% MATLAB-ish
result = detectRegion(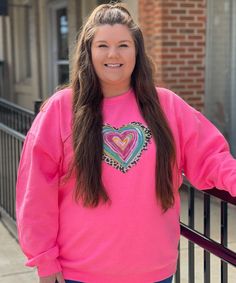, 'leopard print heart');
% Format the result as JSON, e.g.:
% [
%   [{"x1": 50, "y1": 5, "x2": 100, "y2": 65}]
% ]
[{"x1": 102, "y1": 122, "x2": 152, "y2": 173}]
